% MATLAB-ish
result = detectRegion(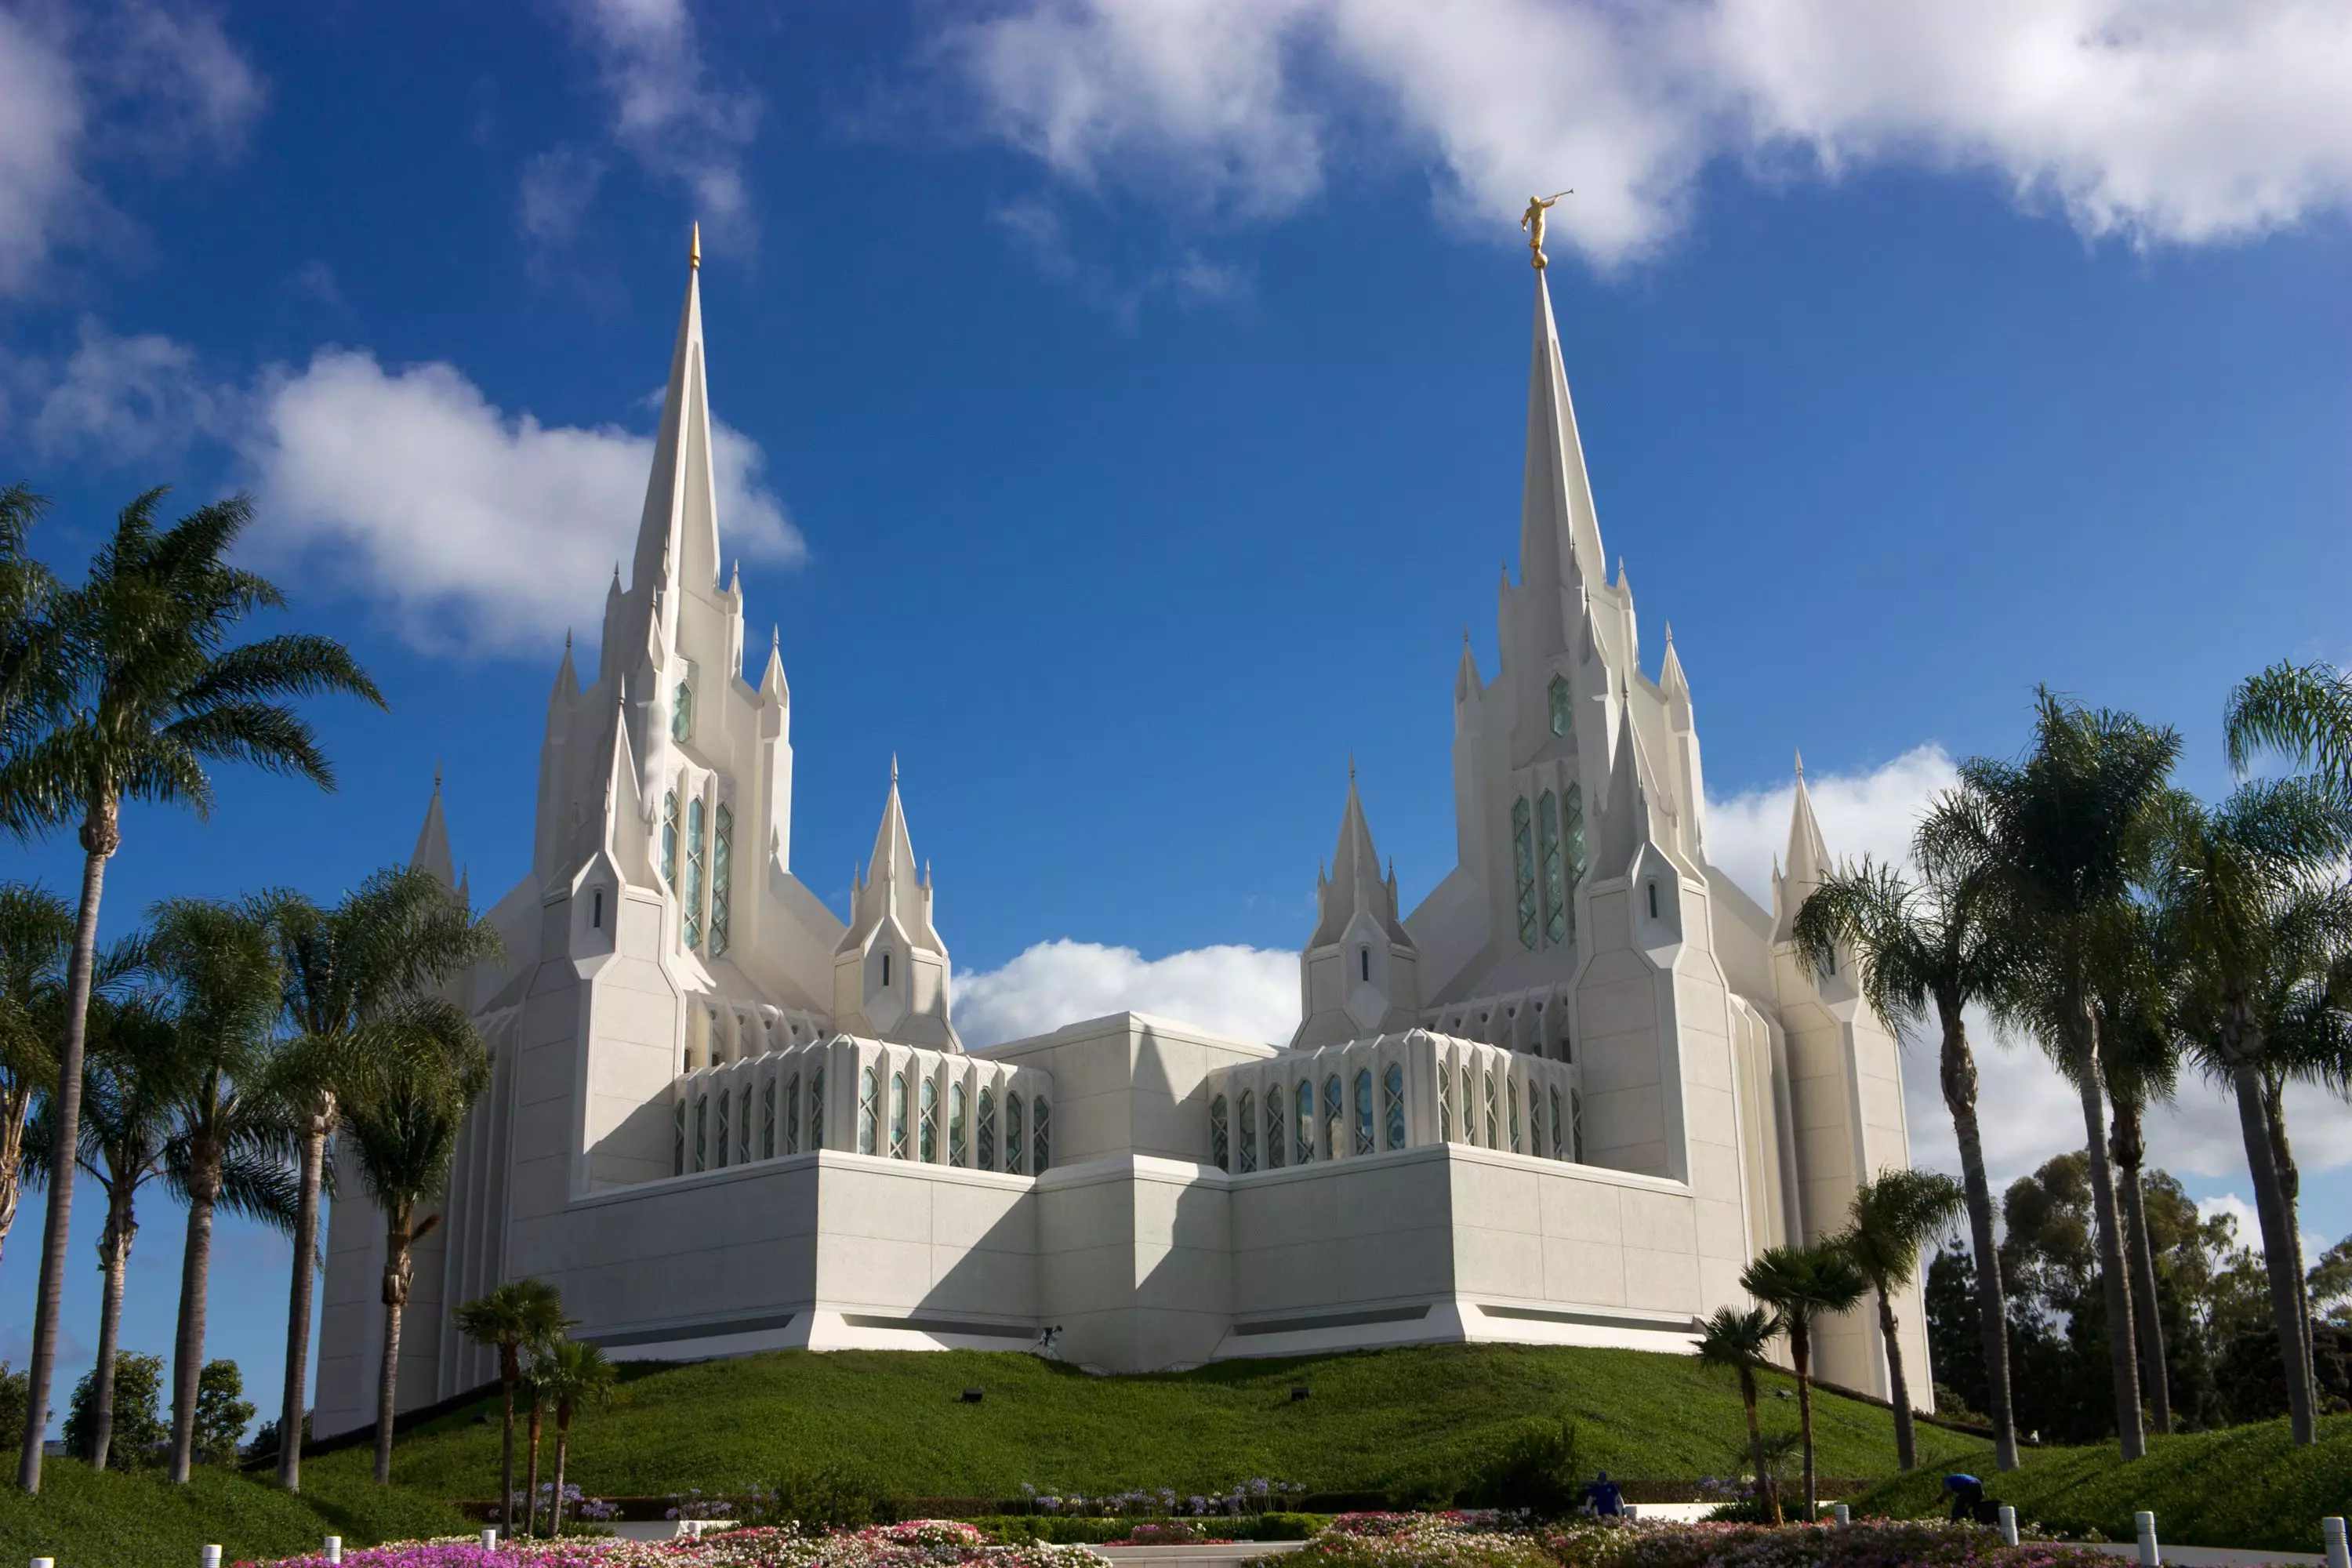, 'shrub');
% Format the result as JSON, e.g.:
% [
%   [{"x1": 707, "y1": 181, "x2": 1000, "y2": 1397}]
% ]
[
  {"x1": 62, "y1": 1350, "x2": 166, "y2": 1464},
  {"x1": 196, "y1": 1358, "x2": 256, "y2": 1464},
  {"x1": 745, "y1": 1465, "x2": 901, "y2": 1530},
  {"x1": 0, "y1": 1361, "x2": 25, "y2": 1456},
  {"x1": 1470, "y1": 1417, "x2": 1587, "y2": 1519}
]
